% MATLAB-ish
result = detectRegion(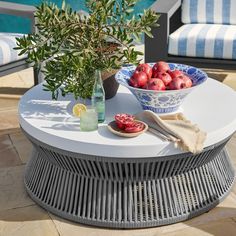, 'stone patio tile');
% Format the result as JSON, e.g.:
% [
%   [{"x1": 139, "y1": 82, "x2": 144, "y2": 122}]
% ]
[
  {"x1": 0, "y1": 205, "x2": 59, "y2": 236},
  {"x1": 0, "y1": 97, "x2": 19, "y2": 112},
  {"x1": 227, "y1": 134, "x2": 236, "y2": 195},
  {"x1": 0, "y1": 73, "x2": 27, "y2": 88},
  {"x1": 0, "y1": 134, "x2": 22, "y2": 168},
  {"x1": 226, "y1": 134, "x2": 236, "y2": 167},
  {"x1": 231, "y1": 173, "x2": 236, "y2": 196},
  {"x1": 163, "y1": 219, "x2": 236, "y2": 236},
  {"x1": 17, "y1": 68, "x2": 34, "y2": 87},
  {"x1": 0, "y1": 70, "x2": 32, "y2": 98},
  {"x1": 0, "y1": 134, "x2": 12, "y2": 150},
  {"x1": 0, "y1": 73, "x2": 19, "y2": 86},
  {"x1": 0, "y1": 109, "x2": 20, "y2": 134},
  {"x1": 0, "y1": 165, "x2": 34, "y2": 211},
  {"x1": 223, "y1": 74, "x2": 236, "y2": 91},
  {"x1": 232, "y1": 180, "x2": 236, "y2": 197},
  {"x1": 205, "y1": 72, "x2": 228, "y2": 82},
  {"x1": 0, "y1": 128, "x2": 21, "y2": 137},
  {"x1": 10, "y1": 131, "x2": 33, "y2": 164}
]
